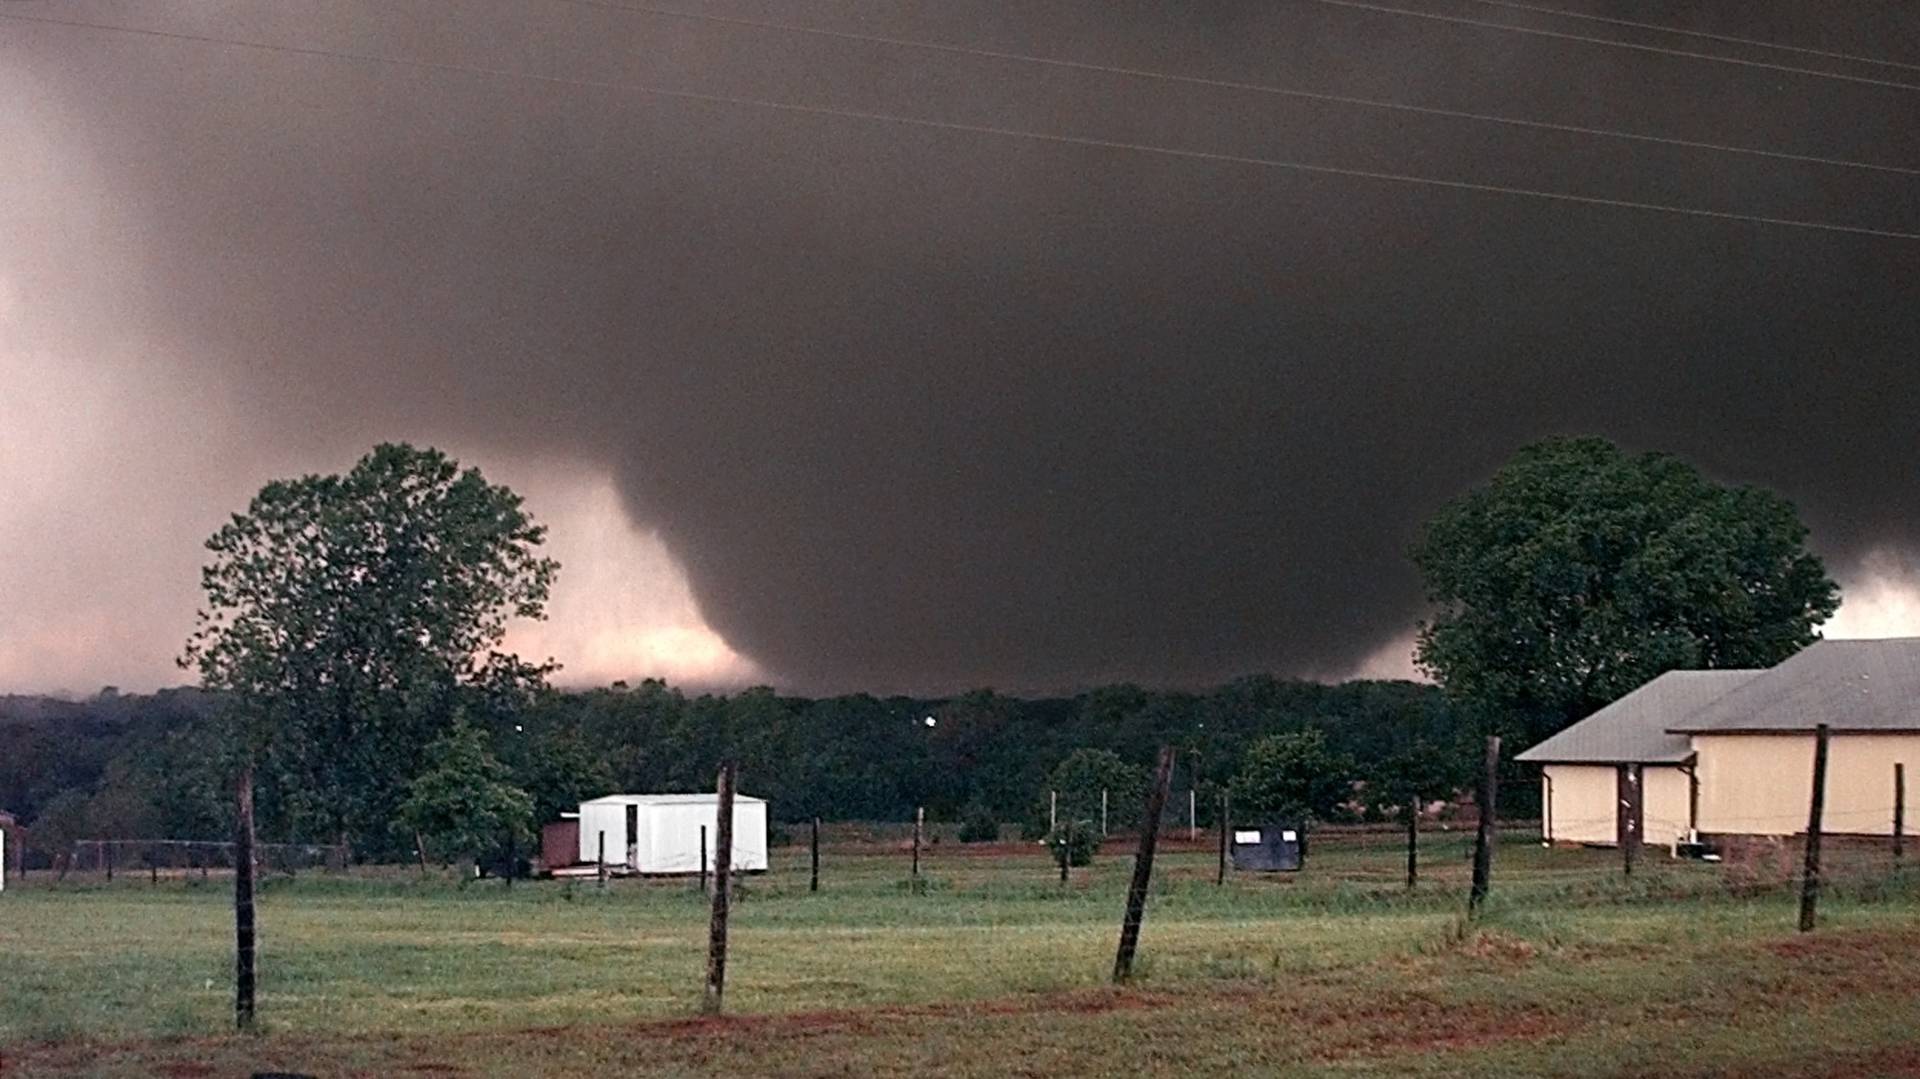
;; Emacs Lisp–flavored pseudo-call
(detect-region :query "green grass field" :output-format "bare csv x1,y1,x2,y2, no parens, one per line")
3,833,1918,1077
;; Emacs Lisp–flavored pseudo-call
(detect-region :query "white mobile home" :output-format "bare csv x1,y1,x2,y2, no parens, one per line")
576,794,769,874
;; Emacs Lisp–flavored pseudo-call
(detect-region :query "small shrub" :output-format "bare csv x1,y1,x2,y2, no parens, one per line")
958,805,1001,843
1049,820,1099,868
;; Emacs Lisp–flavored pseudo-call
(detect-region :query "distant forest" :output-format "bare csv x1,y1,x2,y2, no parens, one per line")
0,676,1466,861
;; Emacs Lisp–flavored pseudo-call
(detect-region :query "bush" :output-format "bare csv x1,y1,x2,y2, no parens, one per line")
957,805,1001,843
1049,749,1147,827
1230,729,1355,824
1048,820,1099,868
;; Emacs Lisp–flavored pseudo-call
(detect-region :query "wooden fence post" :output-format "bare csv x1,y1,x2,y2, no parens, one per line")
912,807,923,883
810,816,820,893
1216,792,1229,886
1189,788,1197,842
1406,796,1418,890
703,760,737,1015
1101,789,1109,838
234,764,258,1031
1799,724,1830,933
699,825,709,895
1469,735,1500,916
1113,746,1175,983
1622,764,1642,878
1889,760,1904,860
597,832,607,889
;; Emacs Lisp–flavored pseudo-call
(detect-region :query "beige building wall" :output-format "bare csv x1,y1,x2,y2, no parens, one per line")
1642,766,1693,847
1693,733,1920,837
1543,763,1692,846
1543,764,1617,844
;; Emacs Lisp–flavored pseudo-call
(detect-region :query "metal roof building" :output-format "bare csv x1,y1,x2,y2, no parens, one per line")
1673,638,1920,734
1517,670,1762,765
1517,639,1920,847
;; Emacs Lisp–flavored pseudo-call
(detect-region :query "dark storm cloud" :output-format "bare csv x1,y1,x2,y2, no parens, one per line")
6,0,1920,693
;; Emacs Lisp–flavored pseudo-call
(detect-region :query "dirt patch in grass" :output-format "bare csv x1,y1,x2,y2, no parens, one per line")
1764,927,1920,962
1452,929,1540,965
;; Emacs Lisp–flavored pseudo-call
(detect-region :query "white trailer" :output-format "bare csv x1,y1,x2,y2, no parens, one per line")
576,794,769,874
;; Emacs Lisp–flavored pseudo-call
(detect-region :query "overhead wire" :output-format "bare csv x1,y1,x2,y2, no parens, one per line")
1300,0,1920,95
4,8,1919,241
1461,0,1920,75
533,0,1920,177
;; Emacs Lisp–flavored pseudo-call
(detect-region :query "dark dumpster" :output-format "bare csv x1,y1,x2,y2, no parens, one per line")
1230,821,1305,872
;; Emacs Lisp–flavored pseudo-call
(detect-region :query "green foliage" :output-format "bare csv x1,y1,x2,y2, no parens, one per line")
957,804,1001,843
1230,730,1354,824
1048,748,1146,829
1413,437,1838,741
8,677,1469,842
397,718,535,866
1364,740,1467,819
1047,819,1099,868
179,444,558,856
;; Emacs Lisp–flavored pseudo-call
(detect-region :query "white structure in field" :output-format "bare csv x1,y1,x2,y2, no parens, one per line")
576,794,770,874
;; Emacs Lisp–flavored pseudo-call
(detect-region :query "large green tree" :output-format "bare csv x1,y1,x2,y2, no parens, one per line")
1414,437,1838,741
181,443,559,855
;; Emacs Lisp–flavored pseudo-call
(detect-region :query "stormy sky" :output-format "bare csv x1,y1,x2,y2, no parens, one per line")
3,0,1919,696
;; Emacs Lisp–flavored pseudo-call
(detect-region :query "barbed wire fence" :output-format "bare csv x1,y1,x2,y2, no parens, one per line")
60,838,348,882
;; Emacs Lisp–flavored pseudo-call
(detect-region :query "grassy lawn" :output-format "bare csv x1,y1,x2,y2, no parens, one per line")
3,833,1917,1076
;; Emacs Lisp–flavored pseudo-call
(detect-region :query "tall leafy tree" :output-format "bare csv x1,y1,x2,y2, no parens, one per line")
1414,437,1838,742
181,442,559,853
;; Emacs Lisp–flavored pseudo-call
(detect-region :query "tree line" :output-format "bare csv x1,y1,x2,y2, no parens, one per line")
0,673,1465,865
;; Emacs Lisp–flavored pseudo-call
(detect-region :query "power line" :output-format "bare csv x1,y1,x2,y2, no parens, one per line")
1303,0,1920,94
1463,0,1920,75
6,9,1919,242
532,0,1920,177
